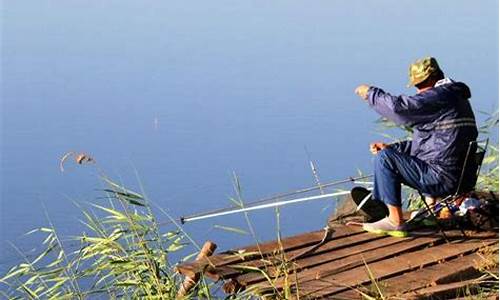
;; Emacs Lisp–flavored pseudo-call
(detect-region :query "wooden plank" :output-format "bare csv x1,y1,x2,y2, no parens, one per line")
228,234,393,286
212,232,386,282
401,278,486,299
326,289,362,300
455,293,499,300
292,238,497,298
333,251,492,299
253,233,444,293
236,230,486,286
383,252,487,296
176,225,363,278
253,230,497,296
177,229,328,277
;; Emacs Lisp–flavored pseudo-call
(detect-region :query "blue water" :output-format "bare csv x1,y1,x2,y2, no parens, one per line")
1,1,498,275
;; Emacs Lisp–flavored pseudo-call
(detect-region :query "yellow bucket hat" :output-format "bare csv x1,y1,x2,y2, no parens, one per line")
407,57,442,87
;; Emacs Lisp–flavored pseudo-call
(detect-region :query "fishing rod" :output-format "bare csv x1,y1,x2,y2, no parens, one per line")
178,173,373,224
180,190,352,224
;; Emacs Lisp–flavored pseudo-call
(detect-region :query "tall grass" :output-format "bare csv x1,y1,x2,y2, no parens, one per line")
0,172,296,299
224,173,301,300
0,176,215,299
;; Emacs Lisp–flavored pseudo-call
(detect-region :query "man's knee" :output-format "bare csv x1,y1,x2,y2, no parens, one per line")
375,147,397,169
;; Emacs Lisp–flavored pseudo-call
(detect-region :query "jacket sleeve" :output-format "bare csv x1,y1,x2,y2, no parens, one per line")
367,87,446,126
389,140,412,154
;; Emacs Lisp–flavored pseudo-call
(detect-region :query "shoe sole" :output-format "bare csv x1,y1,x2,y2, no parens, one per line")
363,227,409,238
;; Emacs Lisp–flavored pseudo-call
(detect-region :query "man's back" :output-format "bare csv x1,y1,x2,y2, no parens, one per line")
367,79,478,184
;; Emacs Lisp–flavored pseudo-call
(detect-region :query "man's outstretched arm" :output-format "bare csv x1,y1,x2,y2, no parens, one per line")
355,84,446,126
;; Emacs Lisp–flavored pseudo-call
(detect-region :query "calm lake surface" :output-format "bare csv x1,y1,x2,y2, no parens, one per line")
1,1,498,274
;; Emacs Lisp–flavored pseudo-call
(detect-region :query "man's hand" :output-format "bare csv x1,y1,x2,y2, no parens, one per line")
355,84,370,101
369,142,388,155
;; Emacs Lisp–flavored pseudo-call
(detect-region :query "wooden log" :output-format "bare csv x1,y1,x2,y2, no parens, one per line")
176,241,217,299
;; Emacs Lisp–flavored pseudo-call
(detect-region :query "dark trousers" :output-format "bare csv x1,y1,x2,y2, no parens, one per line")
373,148,455,207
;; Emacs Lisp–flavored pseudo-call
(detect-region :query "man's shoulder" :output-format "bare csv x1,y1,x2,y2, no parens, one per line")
433,80,471,99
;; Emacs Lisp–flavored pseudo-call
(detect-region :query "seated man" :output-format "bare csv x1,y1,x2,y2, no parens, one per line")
354,57,478,237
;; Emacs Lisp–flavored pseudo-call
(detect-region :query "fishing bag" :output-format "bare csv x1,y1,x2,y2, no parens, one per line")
461,191,499,231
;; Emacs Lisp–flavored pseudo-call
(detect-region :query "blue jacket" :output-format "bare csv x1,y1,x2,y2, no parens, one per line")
367,80,478,185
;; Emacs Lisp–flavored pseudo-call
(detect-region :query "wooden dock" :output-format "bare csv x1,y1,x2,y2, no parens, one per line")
176,225,498,299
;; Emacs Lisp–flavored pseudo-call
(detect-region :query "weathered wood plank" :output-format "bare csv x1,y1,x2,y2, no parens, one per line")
252,234,444,293
384,252,487,295
293,238,497,298
228,234,393,286
176,226,364,278
230,229,477,288
401,277,487,299
253,230,497,296
176,223,498,299
213,231,386,282
333,250,494,299
455,293,499,300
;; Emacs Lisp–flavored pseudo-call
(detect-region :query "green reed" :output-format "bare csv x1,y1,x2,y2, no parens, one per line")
0,176,211,299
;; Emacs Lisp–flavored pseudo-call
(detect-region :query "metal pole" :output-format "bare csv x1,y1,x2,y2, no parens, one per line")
180,190,351,224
